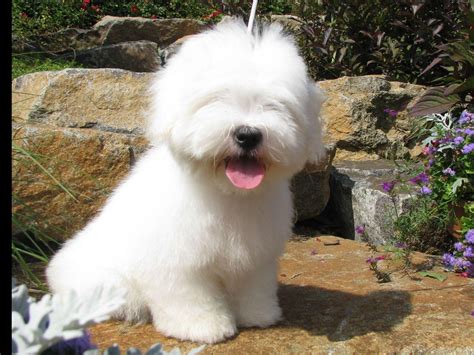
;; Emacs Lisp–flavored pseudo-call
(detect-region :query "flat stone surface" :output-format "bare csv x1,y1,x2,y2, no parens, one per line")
90,236,474,353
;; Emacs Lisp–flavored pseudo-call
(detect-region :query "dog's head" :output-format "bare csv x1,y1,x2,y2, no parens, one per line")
147,18,325,193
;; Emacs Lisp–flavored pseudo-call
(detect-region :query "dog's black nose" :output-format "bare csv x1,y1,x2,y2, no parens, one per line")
233,126,262,150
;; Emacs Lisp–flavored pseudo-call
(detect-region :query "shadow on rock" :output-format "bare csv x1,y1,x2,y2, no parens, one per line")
278,283,411,342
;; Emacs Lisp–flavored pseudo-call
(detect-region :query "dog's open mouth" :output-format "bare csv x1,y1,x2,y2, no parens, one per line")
225,156,266,190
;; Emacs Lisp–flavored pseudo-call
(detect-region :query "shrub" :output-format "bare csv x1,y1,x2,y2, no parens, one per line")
295,0,470,83
387,111,474,255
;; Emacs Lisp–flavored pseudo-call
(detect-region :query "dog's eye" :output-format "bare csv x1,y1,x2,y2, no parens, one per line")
262,103,281,112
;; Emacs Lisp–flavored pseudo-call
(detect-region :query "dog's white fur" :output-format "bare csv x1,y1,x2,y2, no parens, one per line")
46,19,325,344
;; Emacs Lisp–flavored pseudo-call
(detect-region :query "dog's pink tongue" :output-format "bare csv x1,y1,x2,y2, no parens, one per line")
225,158,265,190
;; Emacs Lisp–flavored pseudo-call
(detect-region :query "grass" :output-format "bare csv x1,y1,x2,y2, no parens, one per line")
12,54,83,79
11,134,79,293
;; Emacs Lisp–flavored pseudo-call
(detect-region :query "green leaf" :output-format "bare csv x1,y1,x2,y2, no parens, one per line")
452,178,468,194
418,271,447,282
409,87,461,117
444,77,474,95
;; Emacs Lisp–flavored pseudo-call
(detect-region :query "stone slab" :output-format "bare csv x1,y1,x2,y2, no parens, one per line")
89,236,474,353
321,160,414,244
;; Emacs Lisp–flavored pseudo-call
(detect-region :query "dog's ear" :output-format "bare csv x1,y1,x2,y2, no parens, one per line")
305,82,327,164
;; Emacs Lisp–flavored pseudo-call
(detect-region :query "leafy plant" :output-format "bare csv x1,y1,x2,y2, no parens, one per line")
385,111,474,258
294,0,469,83
12,279,206,354
409,39,474,116
12,279,125,353
418,111,474,205
355,226,392,283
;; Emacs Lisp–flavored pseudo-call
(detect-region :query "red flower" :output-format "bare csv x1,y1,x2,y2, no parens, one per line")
20,12,29,19
81,0,90,10
150,15,157,19
91,4,100,12
130,4,139,14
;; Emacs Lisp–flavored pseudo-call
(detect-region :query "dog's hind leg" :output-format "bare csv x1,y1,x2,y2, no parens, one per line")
46,245,150,324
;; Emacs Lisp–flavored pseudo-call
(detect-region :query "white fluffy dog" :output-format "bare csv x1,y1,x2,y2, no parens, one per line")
46,18,325,344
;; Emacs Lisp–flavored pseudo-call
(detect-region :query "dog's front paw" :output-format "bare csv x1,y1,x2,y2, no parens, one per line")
236,301,282,328
155,312,237,344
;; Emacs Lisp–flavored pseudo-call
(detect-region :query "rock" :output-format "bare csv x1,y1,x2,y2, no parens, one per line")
12,122,148,240
29,28,103,53
15,17,207,71
65,40,161,72
160,35,195,65
291,144,336,220
93,16,207,48
318,75,426,161
12,68,152,134
89,236,474,353
320,160,410,244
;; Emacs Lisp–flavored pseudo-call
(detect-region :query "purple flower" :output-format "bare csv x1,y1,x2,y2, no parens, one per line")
459,110,474,125
422,146,436,156
452,258,471,270
420,186,432,195
442,167,456,176
382,180,396,193
462,143,474,154
439,137,453,144
409,172,430,184
464,246,474,259
428,159,435,167
46,332,96,353
467,263,474,277
355,225,365,235
442,253,455,267
453,136,464,145
466,229,474,244
395,241,408,249
384,108,399,117
454,242,465,252
455,127,474,135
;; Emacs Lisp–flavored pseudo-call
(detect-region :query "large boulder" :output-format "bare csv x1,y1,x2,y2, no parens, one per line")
64,40,161,72
12,122,148,240
292,144,336,221
12,68,335,240
12,69,150,134
93,16,207,48
318,75,426,161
